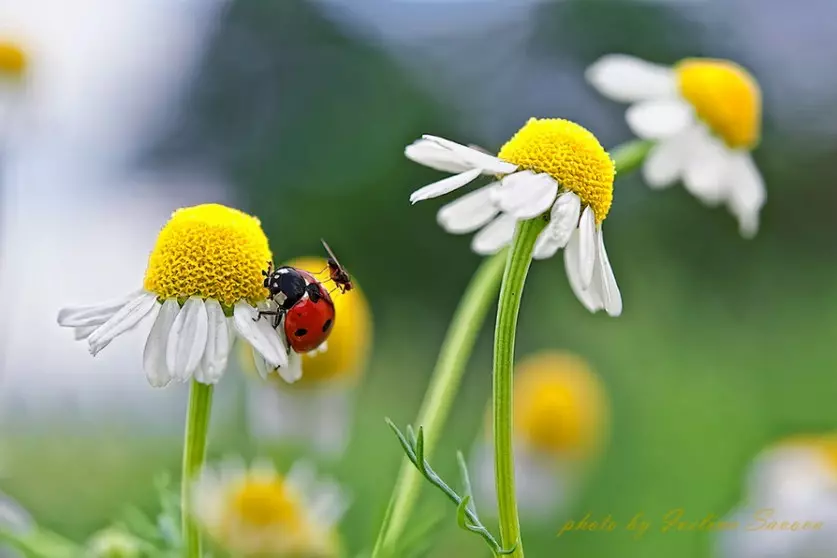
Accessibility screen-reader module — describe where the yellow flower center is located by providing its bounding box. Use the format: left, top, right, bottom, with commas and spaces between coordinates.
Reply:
675, 58, 761, 149
230, 476, 301, 528
511, 352, 608, 458
143, 204, 272, 306
0, 41, 26, 78
776, 435, 837, 476
497, 118, 615, 223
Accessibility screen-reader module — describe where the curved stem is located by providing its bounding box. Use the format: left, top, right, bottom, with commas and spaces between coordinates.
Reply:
372, 251, 508, 558
492, 218, 545, 558
181, 380, 214, 558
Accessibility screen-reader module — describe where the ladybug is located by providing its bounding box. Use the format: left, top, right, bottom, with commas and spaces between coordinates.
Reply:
321, 238, 353, 294
260, 262, 335, 353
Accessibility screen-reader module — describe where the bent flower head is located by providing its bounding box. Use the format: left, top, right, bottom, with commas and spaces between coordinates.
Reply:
193, 459, 347, 558
58, 204, 293, 388
586, 54, 766, 237
405, 117, 621, 316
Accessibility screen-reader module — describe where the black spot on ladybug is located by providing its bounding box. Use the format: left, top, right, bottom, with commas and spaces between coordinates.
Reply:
294, 328, 308, 337
322, 319, 332, 333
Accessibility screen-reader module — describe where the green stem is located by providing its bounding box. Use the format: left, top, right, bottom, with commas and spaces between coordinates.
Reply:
181, 380, 214, 558
372, 251, 508, 558
492, 218, 545, 558
610, 139, 653, 177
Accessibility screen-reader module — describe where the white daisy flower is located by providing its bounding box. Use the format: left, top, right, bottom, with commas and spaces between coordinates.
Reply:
57, 204, 292, 387
0, 39, 27, 142
471, 352, 609, 521
586, 54, 766, 238
406, 117, 622, 316
241, 255, 373, 457
716, 436, 837, 558
192, 458, 348, 558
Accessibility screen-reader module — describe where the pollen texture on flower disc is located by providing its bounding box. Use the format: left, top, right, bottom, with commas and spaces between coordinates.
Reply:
229, 476, 300, 528
143, 204, 272, 306
675, 58, 761, 150
512, 352, 608, 458
0, 41, 26, 77
497, 118, 615, 223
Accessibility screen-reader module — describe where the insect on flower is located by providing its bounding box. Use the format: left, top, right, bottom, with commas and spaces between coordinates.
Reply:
320, 239, 353, 294
261, 262, 336, 354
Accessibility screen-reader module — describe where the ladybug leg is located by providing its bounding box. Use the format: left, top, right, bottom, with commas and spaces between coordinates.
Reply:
305, 283, 322, 303
255, 309, 280, 322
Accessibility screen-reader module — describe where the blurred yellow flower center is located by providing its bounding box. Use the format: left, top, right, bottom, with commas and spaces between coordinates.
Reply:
143, 204, 272, 307
231, 477, 300, 528
0, 41, 26, 78
497, 118, 615, 223
675, 59, 761, 150
512, 352, 608, 458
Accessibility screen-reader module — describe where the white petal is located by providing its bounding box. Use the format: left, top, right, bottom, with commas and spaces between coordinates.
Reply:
533, 230, 561, 260
409, 168, 482, 204
625, 99, 693, 140
251, 347, 270, 380
595, 228, 622, 317
405, 138, 473, 173
471, 213, 517, 255
87, 293, 158, 356
577, 207, 596, 289
726, 152, 766, 239
549, 192, 582, 248
73, 325, 99, 340
422, 135, 517, 174
199, 299, 232, 384
143, 299, 179, 388
683, 130, 731, 205
233, 302, 288, 369
278, 349, 303, 383
57, 290, 142, 327
564, 230, 603, 313
585, 54, 678, 102
641, 129, 696, 189
437, 183, 500, 234
165, 296, 209, 382
492, 172, 559, 219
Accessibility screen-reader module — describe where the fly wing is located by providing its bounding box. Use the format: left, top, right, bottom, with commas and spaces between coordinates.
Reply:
321, 238, 342, 268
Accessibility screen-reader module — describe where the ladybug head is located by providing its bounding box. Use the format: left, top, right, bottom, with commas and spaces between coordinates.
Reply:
264, 266, 307, 310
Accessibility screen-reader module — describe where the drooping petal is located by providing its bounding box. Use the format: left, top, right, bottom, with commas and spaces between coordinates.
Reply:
595, 227, 622, 317
642, 128, 697, 189
625, 99, 693, 140
233, 302, 288, 369
199, 299, 232, 384
683, 129, 731, 205
73, 325, 99, 341
87, 292, 159, 356
492, 172, 559, 219
251, 347, 270, 380
166, 296, 209, 382
405, 138, 474, 173
548, 192, 582, 249
564, 230, 603, 313
422, 135, 517, 174
143, 298, 179, 388
471, 213, 517, 255
278, 349, 303, 383
437, 182, 500, 234
57, 290, 143, 327
409, 168, 482, 204
533, 230, 562, 260
585, 54, 678, 103
726, 152, 766, 239
577, 207, 596, 289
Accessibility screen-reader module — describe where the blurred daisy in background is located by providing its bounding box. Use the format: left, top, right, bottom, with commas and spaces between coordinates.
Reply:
471, 351, 609, 521
716, 435, 837, 558
0, 39, 27, 133
586, 55, 765, 238
192, 458, 347, 558
406, 117, 621, 316
57, 203, 291, 388
85, 528, 143, 558
241, 256, 373, 457
0, 491, 32, 558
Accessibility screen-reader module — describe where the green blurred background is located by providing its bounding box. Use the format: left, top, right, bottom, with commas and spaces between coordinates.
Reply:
2, 1, 836, 557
